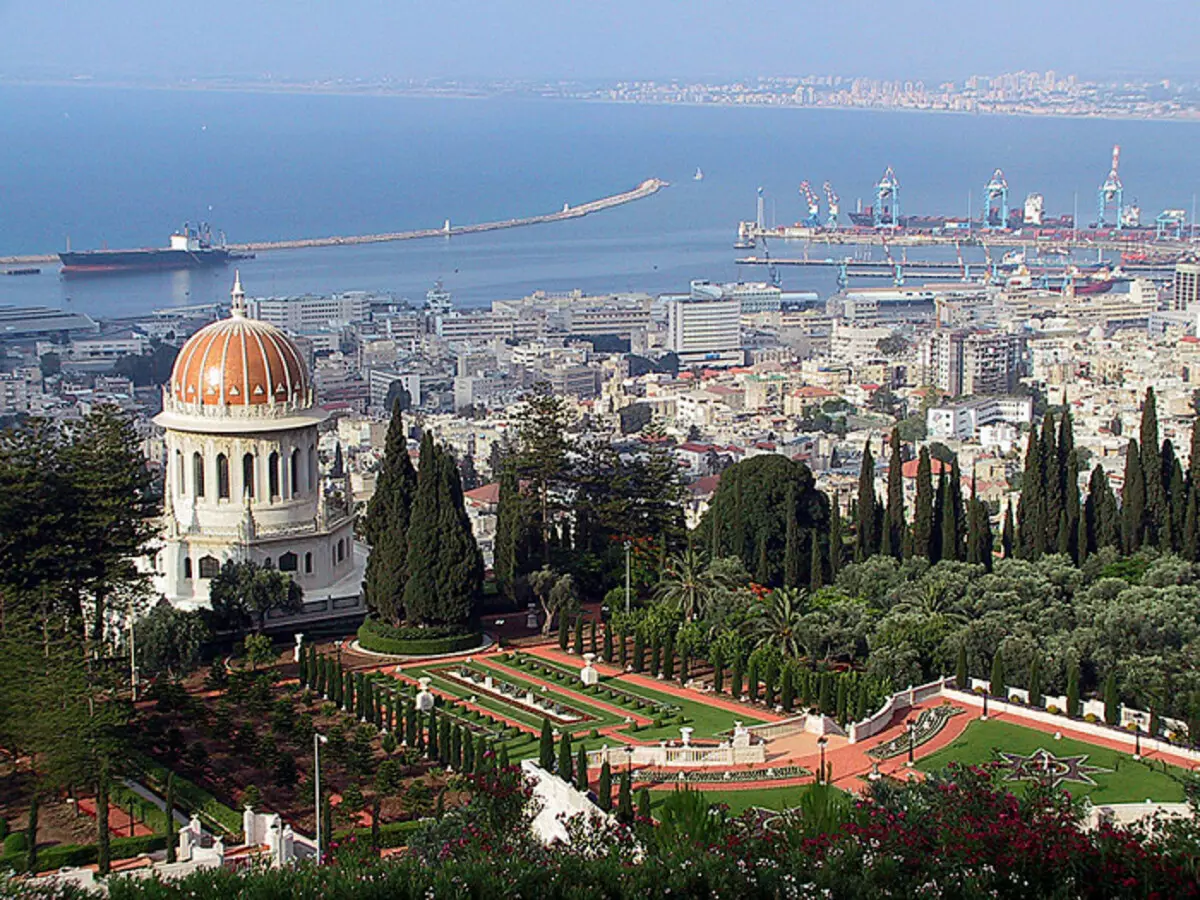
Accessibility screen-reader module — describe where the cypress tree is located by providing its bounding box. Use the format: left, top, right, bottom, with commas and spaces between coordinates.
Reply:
649, 634, 661, 678
940, 474, 959, 562
989, 650, 1006, 699
746, 657, 758, 703
632, 630, 645, 672
345, 671, 354, 714
320, 793, 332, 862
781, 663, 795, 712
461, 730, 474, 773
1065, 445, 1081, 562
1076, 510, 1089, 565
602, 623, 614, 663
404, 701, 416, 747
731, 654, 743, 699
913, 447, 934, 559
439, 717, 451, 765
828, 500, 843, 577
809, 530, 823, 591
618, 625, 628, 668
576, 745, 589, 792
855, 442, 877, 561
362, 402, 418, 624
498, 743, 510, 770
818, 672, 832, 715
886, 431, 905, 559
1018, 426, 1044, 559
1122, 439, 1146, 553
880, 508, 893, 558
955, 644, 968, 689
450, 724, 463, 771
96, 764, 109, 875
573, 614, 584, 655
165, 772, 177, 863
1055, 510, 1070, 556
1166, 445, 1186, 553
662, 631, 675, 681
637, 787, 651, 821
1186, 485, 1200, 561
25, 789, 39, 874
755, 530, 770, 585
494, 463, 528, 600
598, 760, 613, 811
558, 731, 573, 782
1104, 670, 1120, 725
537, 719, 554, 769
427, 707, 438, 759
783, 486, 802, 588
559, 611, 570, 651
835, 676, 848, 724
1002, 499, 1015, 559
298, 640, 308, 687
1041, 413, 1062, 552
589, 620, 598, 656
1140, 387, 1166, 544
949, 457, 966, 557
617, 771, 633, 824
1086, 464, 1120, 552
1066, 664, 1081, 718
679, 643, 690, 685
1028, 656, 1043, 708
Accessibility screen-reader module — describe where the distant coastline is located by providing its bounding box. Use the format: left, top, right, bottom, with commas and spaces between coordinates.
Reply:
4, 76, 1200, 126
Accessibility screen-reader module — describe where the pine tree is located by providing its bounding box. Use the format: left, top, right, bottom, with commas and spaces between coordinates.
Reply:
495, 463, 535, 601
989, 650, 1006, 699
886, 431, 905, 559
1122, 439, 1146, 553
362, 402, 418, 624
955, 644, 968, 689
913, 447, 934, 559
855, 442, 878, 561
539, 718, 555, 770
783, 486, 802, 588
617, 771, 633, 824
1028, 656, 1043, 708
1104, 670, 1120, 725
809, 530, 824, 591
598, 760, 613, 811
575, 745, 589, 792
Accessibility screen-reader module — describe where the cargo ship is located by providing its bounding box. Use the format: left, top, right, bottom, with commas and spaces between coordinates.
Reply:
59, 224, 251, 275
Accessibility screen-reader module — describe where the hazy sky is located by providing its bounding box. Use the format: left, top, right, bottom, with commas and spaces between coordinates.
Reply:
3, 1, 1198, 83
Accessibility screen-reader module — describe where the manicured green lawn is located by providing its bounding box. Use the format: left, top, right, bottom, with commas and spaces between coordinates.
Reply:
647, 784, 816, 816
917, 719, 1191, 803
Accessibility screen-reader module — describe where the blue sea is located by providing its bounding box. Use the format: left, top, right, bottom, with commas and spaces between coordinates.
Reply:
3, 85, 1200, 318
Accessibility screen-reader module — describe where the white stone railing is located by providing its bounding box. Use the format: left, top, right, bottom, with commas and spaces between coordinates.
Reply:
847, 677, 949, 744
587, 742, 765, 769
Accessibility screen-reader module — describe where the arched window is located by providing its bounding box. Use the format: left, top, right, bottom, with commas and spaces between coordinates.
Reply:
337, 538, 345, 563
193, 451, 205, 497
279, 551, 298, 572
269, 451, 280, 499
216, 454, 230, 500
198, 555, 220, 578
175, 450, 184, 495
291, 448, 301, 495
304, 552, 313, 574
183, 557, 193, 579
308, 445, 317, 492
242, 453, 255, 499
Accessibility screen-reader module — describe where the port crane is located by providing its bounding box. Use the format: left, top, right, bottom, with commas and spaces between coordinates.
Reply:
983, 169, 1009, 231
1097, 144, 1124, 231
799, 181, 822, 228
873, 166, 901, 228
823, 181, 840, 229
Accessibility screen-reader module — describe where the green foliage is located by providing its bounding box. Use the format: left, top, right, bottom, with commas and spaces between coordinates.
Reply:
357, 618, 480, 655
209, 559, 303, 635
538, 719, 554, 770
362, 403, 419, 625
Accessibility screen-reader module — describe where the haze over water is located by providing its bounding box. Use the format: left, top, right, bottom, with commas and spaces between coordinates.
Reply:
3, 85, 1200, 318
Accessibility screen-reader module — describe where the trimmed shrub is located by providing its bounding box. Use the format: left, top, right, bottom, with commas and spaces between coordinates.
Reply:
357, 618, 481, 656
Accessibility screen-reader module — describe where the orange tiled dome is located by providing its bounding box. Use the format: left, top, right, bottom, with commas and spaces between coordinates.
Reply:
170, 275, 309, 408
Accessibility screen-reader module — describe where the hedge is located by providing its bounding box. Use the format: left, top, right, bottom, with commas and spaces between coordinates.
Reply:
133, 754, 242, 838
358, 619, 481, 656
333, 819, 423, 850
0, 834, 166, 873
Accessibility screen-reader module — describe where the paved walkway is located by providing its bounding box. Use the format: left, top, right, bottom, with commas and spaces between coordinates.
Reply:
75, 797, 155, 838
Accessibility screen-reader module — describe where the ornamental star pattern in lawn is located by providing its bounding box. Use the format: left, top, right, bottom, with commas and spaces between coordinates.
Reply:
995, 747, 1111, 790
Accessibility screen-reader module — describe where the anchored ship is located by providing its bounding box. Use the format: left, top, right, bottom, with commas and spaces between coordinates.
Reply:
59, 224, 251, 275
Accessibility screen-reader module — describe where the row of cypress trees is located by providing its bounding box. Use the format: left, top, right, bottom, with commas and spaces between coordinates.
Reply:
362, 402, 484, 628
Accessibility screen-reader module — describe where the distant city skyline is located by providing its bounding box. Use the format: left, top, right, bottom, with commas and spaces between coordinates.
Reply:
3, 1, 1200, 84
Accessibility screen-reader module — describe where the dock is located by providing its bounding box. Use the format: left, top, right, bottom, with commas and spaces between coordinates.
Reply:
0, 178, 668, 267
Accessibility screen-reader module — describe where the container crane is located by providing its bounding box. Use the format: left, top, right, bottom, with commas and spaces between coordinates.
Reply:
873, 166, 900, 228
823, 181, 840, 229
983, 168, 1009, 231
1097, 144, 1124, 231
799, 180, 821, 228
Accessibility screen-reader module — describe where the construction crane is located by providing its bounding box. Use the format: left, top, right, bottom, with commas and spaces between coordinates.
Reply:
1098, 144, 1124, 231
983, 168, 1009, 231
823, 181, 840, 229
799, 180, 821, 228
874, 166, 900, 228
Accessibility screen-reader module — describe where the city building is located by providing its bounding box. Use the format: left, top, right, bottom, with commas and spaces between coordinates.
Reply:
152, 275, 362, 624
1175, 263, 1200, 321
666, 288, 743, 367
926, 395, 1033, 441
923, 329, 1024, 396
247, 292, 371, 332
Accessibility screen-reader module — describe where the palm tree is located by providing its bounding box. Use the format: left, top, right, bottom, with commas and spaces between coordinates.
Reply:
654, 547, 731, 621
744, 587, 807, 658
894, 580, 968, 625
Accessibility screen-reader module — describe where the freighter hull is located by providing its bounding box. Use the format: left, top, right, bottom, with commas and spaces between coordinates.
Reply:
59, 247, 234, 275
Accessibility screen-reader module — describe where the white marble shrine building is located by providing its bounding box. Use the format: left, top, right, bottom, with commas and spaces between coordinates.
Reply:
152, 274, 364, 624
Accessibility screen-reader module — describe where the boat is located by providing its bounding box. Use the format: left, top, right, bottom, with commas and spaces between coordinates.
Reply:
59, 224, 250, 275
4, 268, 41, 276
694, 167, 704, 181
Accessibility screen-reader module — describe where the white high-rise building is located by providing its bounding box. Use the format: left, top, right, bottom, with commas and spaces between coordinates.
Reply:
666, 288, 743, 367
153, 275, 363, 622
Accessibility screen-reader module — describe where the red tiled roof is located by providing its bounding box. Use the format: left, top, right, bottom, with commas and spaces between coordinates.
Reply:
794, 385, 836, 398
464, 482, 501, 504
899, 457, 950, 479
689, 474, 721, 496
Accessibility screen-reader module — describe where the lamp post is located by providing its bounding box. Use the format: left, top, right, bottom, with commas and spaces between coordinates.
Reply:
623, 539, 632, 615
1133, 725, 1142, 761
624, 744, 634, 777
817, 735, 828, 784
313, 732, 329, 864
334, 639, 343, 667
981, 690, 989, 720
906, 718, 915, 767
